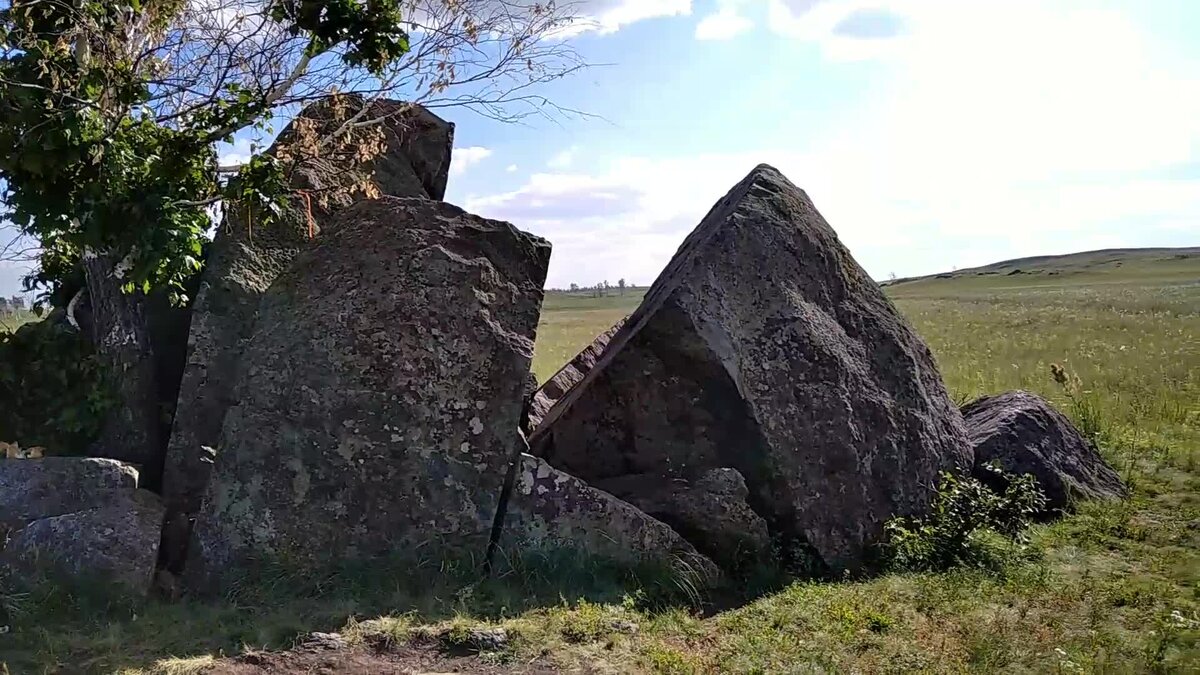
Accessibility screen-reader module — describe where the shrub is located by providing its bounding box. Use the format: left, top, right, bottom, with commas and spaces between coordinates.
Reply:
0, 315, 114, 454
883, 465, 1047, 572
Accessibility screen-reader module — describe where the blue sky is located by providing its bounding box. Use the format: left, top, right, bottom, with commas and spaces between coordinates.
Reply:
2, 0, 1198, 295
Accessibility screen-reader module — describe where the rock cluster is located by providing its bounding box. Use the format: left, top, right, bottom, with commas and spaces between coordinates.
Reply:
1, 105, 1129, 600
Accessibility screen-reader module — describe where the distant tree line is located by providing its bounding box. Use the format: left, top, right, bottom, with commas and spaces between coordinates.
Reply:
563, 278, 630, 297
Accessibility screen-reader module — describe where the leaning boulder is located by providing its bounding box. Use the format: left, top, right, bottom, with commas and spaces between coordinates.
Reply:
530, 164, 972, 570
595, 468, 772, 572
962, 390, 1127, 512
160, 99, 454, 571
503, 454, 719, 580
185, 197, 549, 591
525, 319, 624, 433
0, 457, 162, 595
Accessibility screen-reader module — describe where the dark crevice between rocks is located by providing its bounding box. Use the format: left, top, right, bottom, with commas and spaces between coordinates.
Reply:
483, 429, 530, 576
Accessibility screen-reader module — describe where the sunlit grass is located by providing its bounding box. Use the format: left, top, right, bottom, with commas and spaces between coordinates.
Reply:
0, 309, 37, 334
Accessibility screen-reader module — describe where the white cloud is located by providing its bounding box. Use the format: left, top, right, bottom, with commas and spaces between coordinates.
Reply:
692, 0, 911, 57
451, 146, 494, 176
695, 7, 754, 40
546, 146, 579, 169
506, 164, 519, 173
553, 0, 692, 37
216, 137, 257, 168
467, 3, 1200, 287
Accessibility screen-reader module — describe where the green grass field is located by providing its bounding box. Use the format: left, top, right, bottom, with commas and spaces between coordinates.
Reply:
4, 253, 1198, 673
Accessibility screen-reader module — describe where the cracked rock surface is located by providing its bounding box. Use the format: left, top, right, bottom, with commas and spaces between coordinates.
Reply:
186, 196, 549, 592
530, 164, 973, 571
161, 99, 454, 573
1, 457, 162, 595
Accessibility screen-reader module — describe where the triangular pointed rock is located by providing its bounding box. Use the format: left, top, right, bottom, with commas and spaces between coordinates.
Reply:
530, 164, 973, 570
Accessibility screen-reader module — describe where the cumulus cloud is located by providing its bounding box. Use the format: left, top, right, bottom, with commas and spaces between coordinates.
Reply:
695, 7, 755, 40
467, 3, 1200, 287
506, 164, 519, 173
561, 0, 693, 36
450, 146, 494, 176
546, 146, 579, 169
690, 0, 911, 59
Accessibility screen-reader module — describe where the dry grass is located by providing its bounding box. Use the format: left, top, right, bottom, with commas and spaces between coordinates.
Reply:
0, 310, 37, 334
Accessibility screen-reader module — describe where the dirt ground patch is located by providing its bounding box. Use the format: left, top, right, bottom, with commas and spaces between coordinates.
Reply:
206, 640, 565, 675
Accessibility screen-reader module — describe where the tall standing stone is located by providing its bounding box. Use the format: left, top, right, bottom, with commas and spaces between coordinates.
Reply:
160, 100, 453, 571
186, 197, 549, 591
530, 164, 973, 570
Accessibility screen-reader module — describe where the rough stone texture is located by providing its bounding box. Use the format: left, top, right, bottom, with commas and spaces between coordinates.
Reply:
0, 457, 139, 528
3, 490, 164, 595
160, 100, 454, 572
525, 319, 624, 434
503, 454, 719, 579
186, 197, 549, 591
595, 468, 771, 572
519, 371, 540, 436
962, 390, 1128, 512
530, 164, 973, 570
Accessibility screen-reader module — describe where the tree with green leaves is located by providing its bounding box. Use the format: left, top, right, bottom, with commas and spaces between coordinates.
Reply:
0, 0, 585, 460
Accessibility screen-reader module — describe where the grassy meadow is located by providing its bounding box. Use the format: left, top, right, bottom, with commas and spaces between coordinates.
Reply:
3, 253, 1198, 673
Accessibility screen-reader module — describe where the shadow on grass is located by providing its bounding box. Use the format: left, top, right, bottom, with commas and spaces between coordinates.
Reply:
0, 544, 797, 673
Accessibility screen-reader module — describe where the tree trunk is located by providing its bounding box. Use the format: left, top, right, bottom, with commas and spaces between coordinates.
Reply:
82, 252, 164, 489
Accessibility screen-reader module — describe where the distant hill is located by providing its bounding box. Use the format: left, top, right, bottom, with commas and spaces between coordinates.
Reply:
883, 247, 1200, 286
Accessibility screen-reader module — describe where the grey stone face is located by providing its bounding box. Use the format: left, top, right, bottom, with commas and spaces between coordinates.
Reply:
3, 490, 164, 596
595, 468, 772, 572
502, 454, 719, 580
531, 164, 973, 570
160, 99, 454, 571
0, 457, 139, 528
962, 390, 1127, 512
185, 197, 549, 592
0, 457, 162, 596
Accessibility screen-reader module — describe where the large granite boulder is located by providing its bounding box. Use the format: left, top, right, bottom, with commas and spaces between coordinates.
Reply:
160, 99, 454, 571
524, 319, 624, 434
962, 390, 1127, 512
0, 457, 163, 595
594, 468, 772, 573
185, 197, 549, 592
530, 164, 973, 571
503, 454, 719, 580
